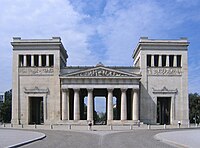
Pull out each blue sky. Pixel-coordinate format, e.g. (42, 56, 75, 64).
(0, 0, 200, 94)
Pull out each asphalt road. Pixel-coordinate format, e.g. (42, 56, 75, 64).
(22, 129, 174, 148)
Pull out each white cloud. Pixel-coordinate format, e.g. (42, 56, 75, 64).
(0, 0, 200, 93)
(0, 0, 97, 91)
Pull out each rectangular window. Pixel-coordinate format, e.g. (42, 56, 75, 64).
(147, 55, 151, 67)
(19, 55, 24, 67)
(162, 55, 166, 67)
(49, 55, 54, 67)
(177, 55, 182, 67)
(169, 55, 174, 67)
(34, 55, 39, 67)
(27, 55, 31, 67)
(154, 55, 159, 67)
(42, 55, 46, 67)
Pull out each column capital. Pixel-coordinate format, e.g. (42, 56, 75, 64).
(107, 88, 114, 92)
(87, 88, 93, 92)
(132, 88, 139, 91)
(62, 89, 68, 93)
(73, 88, 80, 92)
(121, 88, 127, 92)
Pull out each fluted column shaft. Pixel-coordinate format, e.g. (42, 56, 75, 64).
(173, 55, 177, 67)
(121, 89, 127, 120)
(158, 55, 162, 67)
(74, 89, 80, 120)
(23, 55, 27, 67)
(39, 55, 42, 66)
(46, 55, 49, 67)
(107, 89, 113, 120)
(31, 55, 34, 67)
(151, 55, 154, 67)
(132, 89, 139, 121)
(87, 89, 93, 121)
(166, 55, 169, 67)
(62, 89, 69, 120)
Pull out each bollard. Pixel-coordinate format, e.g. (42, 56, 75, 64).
(137, 120, 140, 127)
(147, 124, 151, 129)
(130, 125, 133, 130)
(68, 124, 71, 130)
(3, 123, 5, 127)
(110, 125, 113, 130)
(21, 124, 24, 128)
(50, 124, 53, 129)
(164, 124, 166, 129)
(34, 124, 37, 129)
(11, 123, 13, 127)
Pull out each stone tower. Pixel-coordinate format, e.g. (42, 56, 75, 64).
(132, 37, 189, 125)
(11, 37, 68, 124)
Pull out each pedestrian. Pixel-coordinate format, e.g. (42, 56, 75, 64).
(88, 121, 92, 131)
(178, 121, 181, 128)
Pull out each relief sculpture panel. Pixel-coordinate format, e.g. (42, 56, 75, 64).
(74, 69, 130, 77)
(19, 67, 54, 76)
(147, 68, 182, 76)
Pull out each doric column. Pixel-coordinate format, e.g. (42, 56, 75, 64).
(39, 55, 42, 67)
(151, 55, 154, 67)
(107, 89, 113, 121)
(74, 88, 80, 120)
(23, 55, 27, 67)
(173, 55, 177, 67)
(132, 89, 139, 121)
(166, 55, 169, 67)
(62, 89, 69, 120)
(121, 88, 127, 120)
(87, 89, 93, 121)
(158, 55, 162, 67)
(46, 55, 49, 67)
(31, 55, 34, 67)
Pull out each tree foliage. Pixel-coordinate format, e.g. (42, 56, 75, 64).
(0, 89, 12, 123)
(189, 93, 200, 123)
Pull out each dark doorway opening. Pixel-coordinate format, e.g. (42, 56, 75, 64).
(29, 97, 44, 124)
(157, 97, 171, 125)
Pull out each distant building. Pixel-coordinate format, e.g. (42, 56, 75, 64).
(11, 37, 189, 125)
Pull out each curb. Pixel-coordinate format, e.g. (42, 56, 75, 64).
(154, 133, 188, 148)
(8, 133, 46, 148)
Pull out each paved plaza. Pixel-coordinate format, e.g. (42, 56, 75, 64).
(1, 125, 200, 148)
(0, 128, 45, 147)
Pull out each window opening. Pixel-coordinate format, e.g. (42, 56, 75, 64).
(27, 55, 31, 67)
(162, 55, 166, 67)
(147, 55, 151, 67)
(169, 55, 174, 67)
(42, 55, 46, 67)
(154, 55, 159, 67)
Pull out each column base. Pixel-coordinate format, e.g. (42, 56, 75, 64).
(11, 119, 21, 125)
(107, 120, 143, 125)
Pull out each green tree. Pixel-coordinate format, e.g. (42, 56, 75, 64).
(0, 89, 12, 123)
(189, 93, 200, 124)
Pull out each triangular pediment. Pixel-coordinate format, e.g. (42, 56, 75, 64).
(61, 66, 141, 78)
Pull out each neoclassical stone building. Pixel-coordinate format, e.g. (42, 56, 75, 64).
(11, 37, 189, 125)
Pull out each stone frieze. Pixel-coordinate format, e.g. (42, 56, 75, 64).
(19, 67, 54, 76)
(147, 67, 182, 76)
(70, 68, 131, 77)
